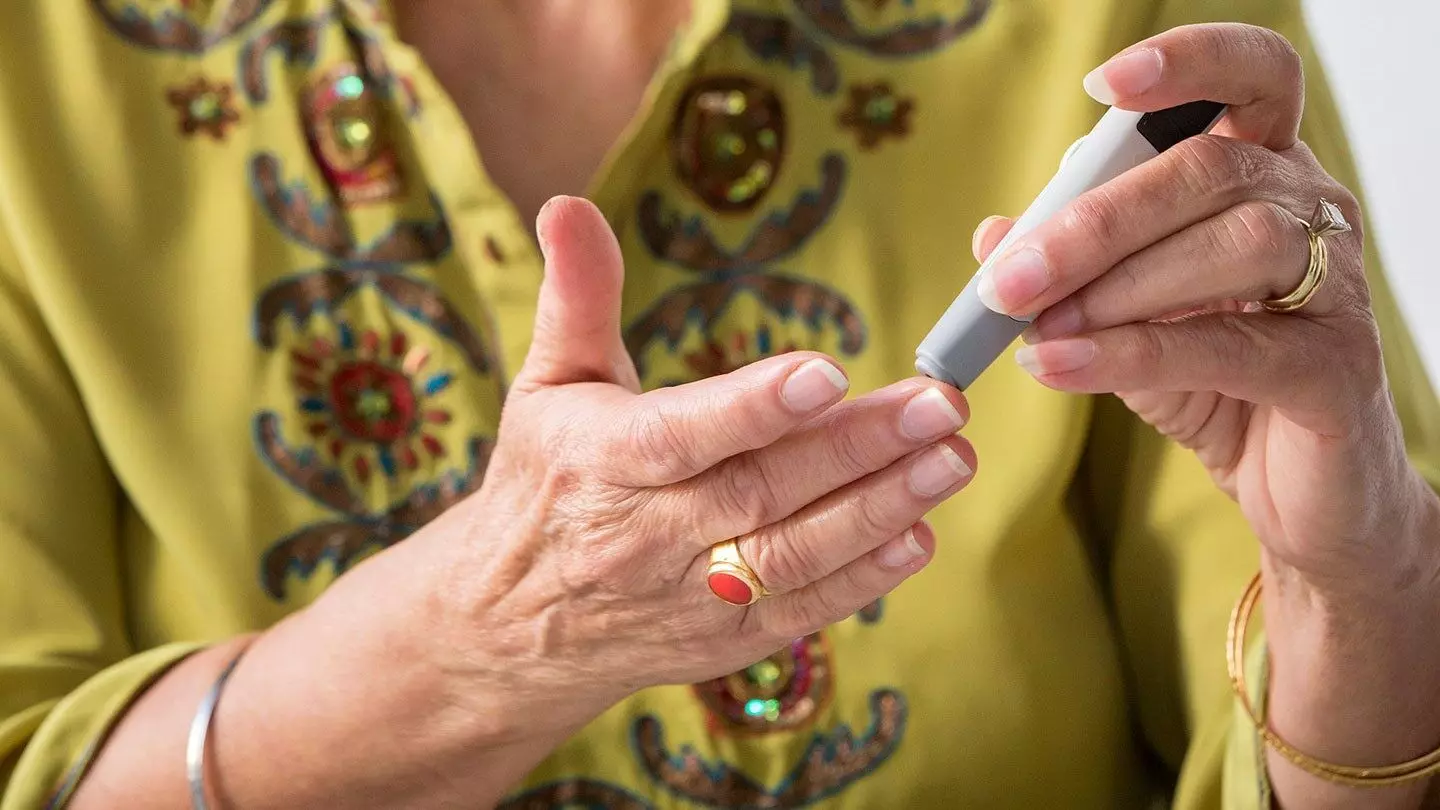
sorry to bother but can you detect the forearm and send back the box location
[69,536,602,809]
[1264,474,1440,809]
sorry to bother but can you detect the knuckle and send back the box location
[1063,191,1126,258]
[1228,201,1297,264]
[709,454,780,532]
[827,419,886,478]
[1176,136,1269,197]
[751,528,826,594]
[628,408,703,480]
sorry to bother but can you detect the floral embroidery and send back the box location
[87,0,275,53]
[240,15,327,103]
[793,0,991,57]
[304,63,404,206]
[634,690,907,808]
[165,76,241,140]
[255,410,492,599]
[727,11,839,96]
[290,322,455,482]
[673,76,787,213]
[624,274,866,380]
[694,634,833,734]
[681,323,798,378]
[639,154,847,272]
[837,82,914,150]
[498,780,655,810]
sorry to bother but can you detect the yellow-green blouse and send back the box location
[2,0,1438,808]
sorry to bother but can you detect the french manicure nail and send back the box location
[781,359,849,413]
[900,388,966,440]
[1084,49,1163,104]
[878,528,927,569]
[982,248,1049,315]
[909,444,972,497]
[1015,338,1097,376]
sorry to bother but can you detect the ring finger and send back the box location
[726,435,976,597]
[1026,199,1321,342]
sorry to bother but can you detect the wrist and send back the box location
[210,537,614,809]
[1261,479,1440,806]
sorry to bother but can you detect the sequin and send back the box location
[672,76,786,212]
[635,690,907,807]
[838,81,915,150]
[166,76,241,141]
[693,633,833,734]
[304,64,403,206]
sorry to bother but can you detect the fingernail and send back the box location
[909,444,972,497]
[1015,338,1096,377]
[1084,49,1163,104]
[878,528,928,569]
[900,389,966,440]
[1030,298,1085,342]
[981,248,1049,315]
[781,359,849,413]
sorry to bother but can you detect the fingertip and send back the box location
[972,215,1015,262]
[779,356,850,414]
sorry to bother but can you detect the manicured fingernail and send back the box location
[900,388,966,440]
[1030,298,1085,342]
[781,359,849,413]
[909,444,972,497]
[1084,49,1163,104]
[1015,338,1096,376]
[878,528,928,569]
[980,248,1049,315]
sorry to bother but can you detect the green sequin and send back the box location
[356,389,392,421]
[335,74,366,100]
[743,698,782,721]
[336,117,374,149]
[748,659,783,687]
[188,95,220,121]
[864,95,898,123]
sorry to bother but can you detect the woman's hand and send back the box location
[973,23,1440,808]
[405,195,973,757]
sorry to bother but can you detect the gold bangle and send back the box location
[1228,572,1440,787]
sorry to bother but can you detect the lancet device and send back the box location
[915,100,1227,389]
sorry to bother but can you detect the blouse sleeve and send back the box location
[1078,2,1440,807]
[0,213,204,808]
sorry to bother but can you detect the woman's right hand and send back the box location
[411,196,978,735]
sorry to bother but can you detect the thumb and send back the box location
[513,196,641,394]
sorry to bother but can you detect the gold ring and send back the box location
[706,539,768,606]
[1261,199,1352,313]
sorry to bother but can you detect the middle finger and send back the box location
[665,378,969,552]
[980,134,1298,317]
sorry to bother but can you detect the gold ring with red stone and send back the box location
[706,538,769,606]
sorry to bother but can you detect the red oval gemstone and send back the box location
[708,572,754,606]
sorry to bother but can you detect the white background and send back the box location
[1305,1,1440,385]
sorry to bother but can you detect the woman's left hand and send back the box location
[976,22,1435,597]
[973,22,1440,807]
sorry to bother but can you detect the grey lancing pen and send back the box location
[915,100,1228,390]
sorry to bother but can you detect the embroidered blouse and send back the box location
[1,1,1437,808]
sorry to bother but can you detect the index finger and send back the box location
[1085,23,1304,150]
[598,352,851,487]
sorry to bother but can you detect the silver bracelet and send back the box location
[186,644,252,810]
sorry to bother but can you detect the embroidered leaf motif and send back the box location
[88,0,276,53]
[639,155,847,273]
[634,690,908,808]
[792,0,991,57]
